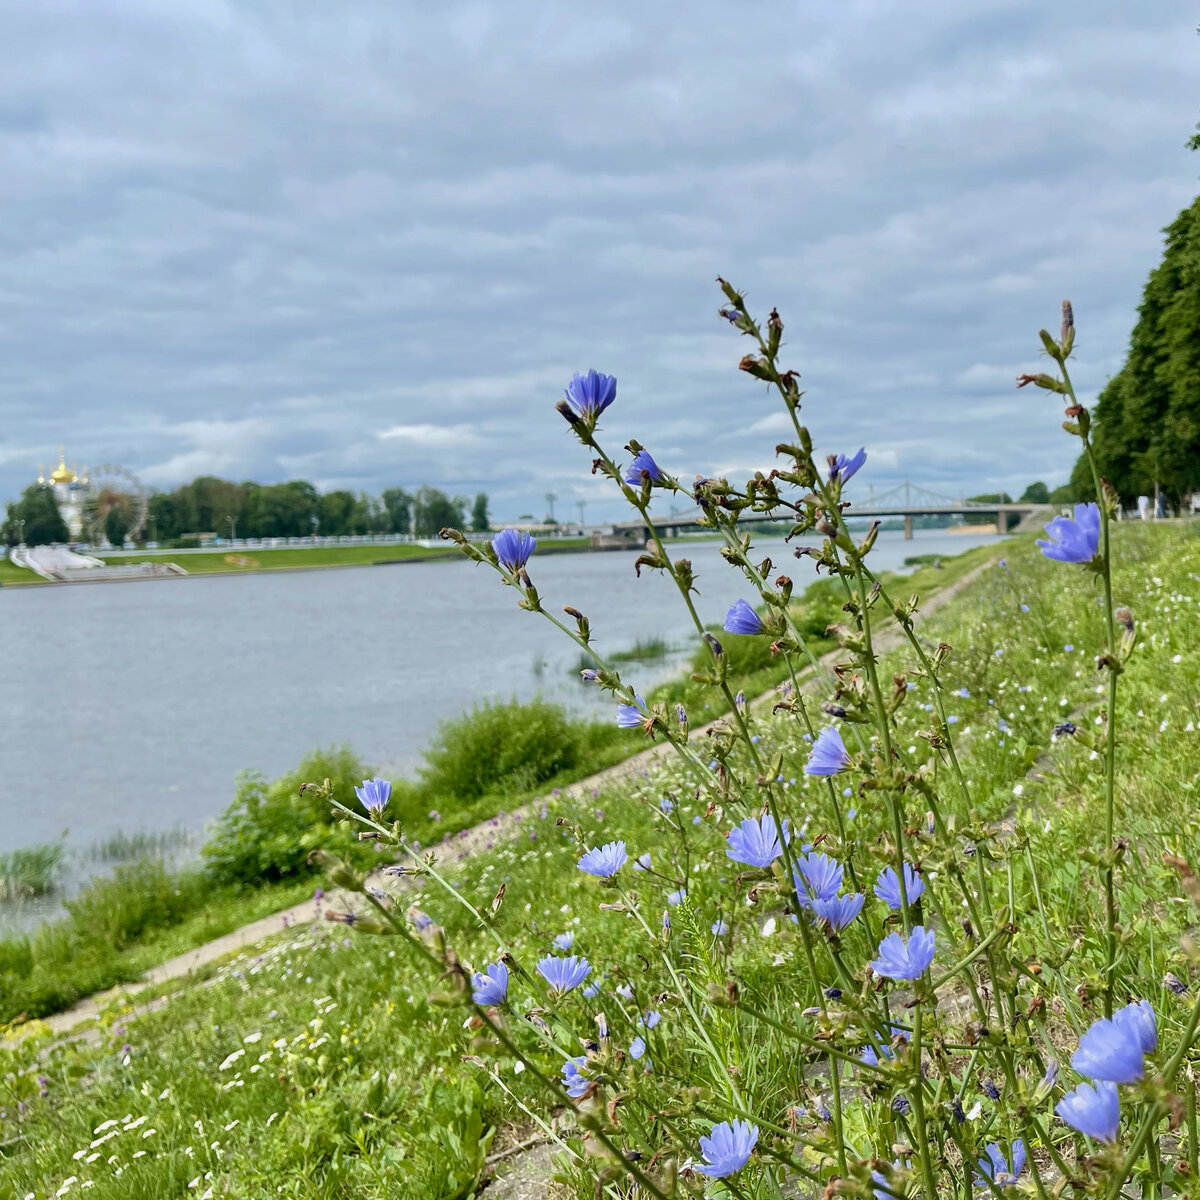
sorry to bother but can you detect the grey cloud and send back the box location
[0,0,1197,521]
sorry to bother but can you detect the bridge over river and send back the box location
[613,481,1053,540]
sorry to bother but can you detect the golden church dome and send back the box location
[50,452,77,485]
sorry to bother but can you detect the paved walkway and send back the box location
[37,556,997,1039]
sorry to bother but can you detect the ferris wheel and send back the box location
[84,464,149,545]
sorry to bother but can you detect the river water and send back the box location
[1,529,1000,856]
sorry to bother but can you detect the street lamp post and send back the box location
[16,518,25,546]
[226,514,237,543]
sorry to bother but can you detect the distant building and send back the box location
[38,450,88,540]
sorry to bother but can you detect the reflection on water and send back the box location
[1,529,1001,853]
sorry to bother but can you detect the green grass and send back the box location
[0,842,64,900]
[13,533,1144,1197]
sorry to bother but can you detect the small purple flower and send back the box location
[629,1035,647,1060]
[634,852,652,871]
[956,687,970,699]
[578,841,628,878]
[975,1141,1026,1188]
[812,892,865,932]
[564,369,617,421]
[561,1055,592,1098]
[537,955,591,993]
[711,919,728,936]
[726,814,789,868]
[1113,1000,1157,1054]
[667,889,687,905]
[871,927,936,980]
[354,777,392,817]
[724,599,764,635]
[616,694,648,729]
[1072,1015,1146,1083]
[830,447,867,484]
[659,798,674,814]
[491,528,537,571]
[695,1119,759,1178]
[805,726,851,776]
[1037,502,1101,564]
[793,851,843,907]
[407,906,434,932]
[624,449,664,486]
[554,932,574,951]
[1057,1079,1120,1143]
[874,863,925,910]
[640,1010,661,1029]
[471,961,509,1006]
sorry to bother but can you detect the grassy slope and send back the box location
[13,528,1199,1196]
[0,540,1001,1029]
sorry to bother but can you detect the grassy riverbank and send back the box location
[0,541,998,1026]
[5,523,1197,1196]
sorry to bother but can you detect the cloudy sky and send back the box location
[1,1,1196,521]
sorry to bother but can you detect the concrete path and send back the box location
[36,555,997,1040]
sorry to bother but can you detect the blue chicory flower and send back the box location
[554,932,574,951]
[537,954,592,993]
[1036,502,1101,564]
[634,852,652,871]
[805,726,851,776]
[830,447,867,483]
[975,1141,1026,1188]
[629,1035,646,1060]
[640,1010,661,1029]
[354,777,392,817]
[491,528,537,571]
[1113,999,1157,1054]
[711,919,728,936]
[578,841,628,878]
[624,449,664,486]
[874,863,925,909]
[726,814,789,868]
[564,369,617,421]
[793,851,844,907]
[616,694,648,729]
[812,892,865,932]
[471,961,509,1006]
[561,1055,592,1098]
[871,927,936,980]
[723,599,764,635]
[1057,1079,1120,1143]
[695,1119,759,1178]
[1072,1013,1148,1083]
[667,889,687,906]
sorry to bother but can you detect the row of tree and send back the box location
[1061,193,1200,506]
[0,478,492,547]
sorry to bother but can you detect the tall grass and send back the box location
[0,842,63,900]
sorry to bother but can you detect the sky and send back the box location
[1,1,1197,523]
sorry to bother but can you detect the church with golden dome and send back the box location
[38,450,89,540]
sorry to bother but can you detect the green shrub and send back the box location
[420,697,586,800]
[202,745,370,886]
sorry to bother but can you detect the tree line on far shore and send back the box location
[0,478,491,547]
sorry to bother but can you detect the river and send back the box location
[1,529,1001,859]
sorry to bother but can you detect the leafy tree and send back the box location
[1018,481,1050,504]
[1073,195,1200,505]
[470,492,490,533]
[104,501,130,546]
[1,485,69,546]
[317,490,367,536]
[248,481,319,538]
[381,488,413,534]
[413,487,466,537]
